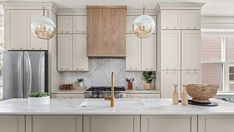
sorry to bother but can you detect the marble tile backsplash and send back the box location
[60,59,153,90]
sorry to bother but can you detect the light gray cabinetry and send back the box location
[84,116,140,132]
[141,115,197,132]
[0,116,25,132]
[198,115,234,132]
[26,116,82,132]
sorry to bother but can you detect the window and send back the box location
[202,33,234,93]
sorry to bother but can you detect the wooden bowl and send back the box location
[186,84,219,103]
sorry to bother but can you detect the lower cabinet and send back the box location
[26,116,82,132]
[141,115,197,132]
[0,116,25,132]
[84,116,140,132]
[198,115,234,132]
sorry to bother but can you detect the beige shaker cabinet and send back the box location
[57,34,73,71]
[160,30,181,70]
[142,35,156,71]
[73,16,87,33]
[160,10,181,29]
[182,71,202,85]
[182,30,201,71]
[73,34,89,71]
[126,34,141,71]
[84,116,140,132]
[181,10,201,29]
[58,16,73,34]
[4,10,47,50]
[198,115,234,132]
[26,116,82,132]
[0,116,25,132]
[141,115,197,132]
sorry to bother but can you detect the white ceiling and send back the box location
[1,0,234,16]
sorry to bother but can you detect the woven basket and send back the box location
[186,84,219,102]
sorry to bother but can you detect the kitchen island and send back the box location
[0,98,234,132]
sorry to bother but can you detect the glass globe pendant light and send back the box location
[31,7,56,40]
[132,2,155,38]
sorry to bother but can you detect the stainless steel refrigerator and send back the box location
[3,51,48,99]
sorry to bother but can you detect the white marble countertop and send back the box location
[0,98,234,115]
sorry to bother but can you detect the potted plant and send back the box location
[78,78,84,87]
[143,71,156,90]
[28,92,50,105]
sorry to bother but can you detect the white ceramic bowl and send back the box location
[28,96,50,105]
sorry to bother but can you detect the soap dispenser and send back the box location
[181,85,188,106]
[172,84,179,105]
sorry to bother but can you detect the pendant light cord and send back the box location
[142,0,145,15]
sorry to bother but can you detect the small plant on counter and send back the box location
[28,92,50,106]
[143,71,156,90]
[29,92,50,97]
[77,78,84,87]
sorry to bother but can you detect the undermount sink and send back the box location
[80,99,144,108]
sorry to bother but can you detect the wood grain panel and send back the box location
[87,6,126,57]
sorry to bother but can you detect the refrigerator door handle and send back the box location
[38,52,45,92]
[25,52,32,96]
[17,52,23,98]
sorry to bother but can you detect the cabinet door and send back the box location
[182,10,201,29]
[57,34,73,71]
[198,115,234,132]
[5,10,28,50]
[27,116,82,132]
[73,34,89,71]
[84,116,140,132]
[141,116,197,132]
[58,16,72,33]
[0,116,25,132]
[160,71,180,98]
[182,31,201,70]
[142,35,156,71]
[161,10,181,29]
[182,71,201,85]
[126,34,141,71]
[29,10,48,50]
[161,30,181,70]
[126,16,137,33]
[73,16,87,33]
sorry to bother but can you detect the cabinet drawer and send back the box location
[127,93,160,99]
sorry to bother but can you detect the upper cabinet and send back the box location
[126,34,156,71]
[87,6,127,57]
[181,10,201,30]
[160,10,201,30]
[161,10,181,30]
[73,16,86,33]
[4,10,48,50]
[58,16,73,34]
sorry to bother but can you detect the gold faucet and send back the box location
[105,72,115,107]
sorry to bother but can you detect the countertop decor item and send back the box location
[181,85,188,106]
[186,84,219,103]
[172,84,179,105]
[143,71,156,90]
[126,77,134,90]
[31,7,56,40]
[132,0,155,38]
[28,92,50,105]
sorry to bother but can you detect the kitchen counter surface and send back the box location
[0,98,234,115]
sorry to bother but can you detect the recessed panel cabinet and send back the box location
[58,16,73,34]
[58,34,89,71]
[84,116,140,132]
[0,116,25,132]
[141,116,197,132]
[182,10,201,29]
[161,10,181,29]
[73,16,86,33]
[126,34,156,71]
[58,34,73,71]
[182,30,201,70]
[160,30,181,70]
[26,116,82,132]
[4,10,48,50]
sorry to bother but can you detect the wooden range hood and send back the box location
[86,5,127,57]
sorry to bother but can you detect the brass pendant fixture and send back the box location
[132,0,155,38]
[31,7,56,40]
